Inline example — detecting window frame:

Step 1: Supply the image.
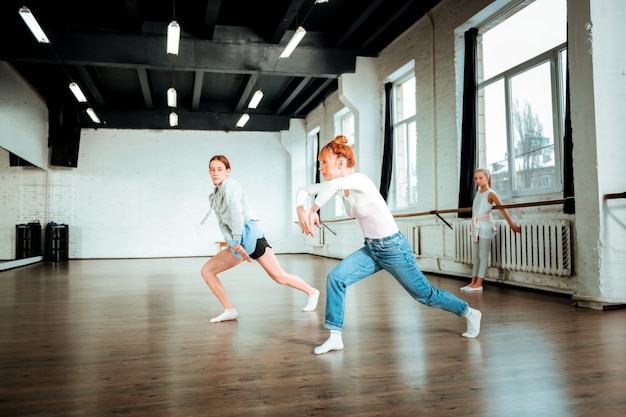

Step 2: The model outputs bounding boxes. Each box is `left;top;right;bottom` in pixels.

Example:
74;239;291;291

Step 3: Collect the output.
476;1;567;199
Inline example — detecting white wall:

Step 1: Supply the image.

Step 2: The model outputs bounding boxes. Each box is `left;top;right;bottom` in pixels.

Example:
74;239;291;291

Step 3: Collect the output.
46;129;294;258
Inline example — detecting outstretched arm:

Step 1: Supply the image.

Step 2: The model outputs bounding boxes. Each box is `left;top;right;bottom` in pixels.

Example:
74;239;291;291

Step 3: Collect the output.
490;192;521;233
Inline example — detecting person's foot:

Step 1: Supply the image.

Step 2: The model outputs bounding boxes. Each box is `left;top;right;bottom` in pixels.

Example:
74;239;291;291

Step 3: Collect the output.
313;331;343;354
462;286;483;292
462;308;482;338
302;289;320;312
210;309;239;323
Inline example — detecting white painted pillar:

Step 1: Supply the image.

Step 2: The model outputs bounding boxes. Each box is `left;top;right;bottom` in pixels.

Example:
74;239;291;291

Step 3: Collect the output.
569;0;626;308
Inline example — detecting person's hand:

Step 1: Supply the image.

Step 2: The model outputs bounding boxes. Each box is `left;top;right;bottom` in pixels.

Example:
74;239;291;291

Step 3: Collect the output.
309;211;320;234
511;224;522;234
297;206;315;237
229;243;252;262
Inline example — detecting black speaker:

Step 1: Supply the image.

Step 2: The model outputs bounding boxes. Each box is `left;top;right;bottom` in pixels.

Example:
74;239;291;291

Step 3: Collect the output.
49;94;81;168
44;223;69;262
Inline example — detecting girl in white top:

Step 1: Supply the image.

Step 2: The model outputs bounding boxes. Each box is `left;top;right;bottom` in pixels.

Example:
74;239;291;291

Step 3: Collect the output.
461;168;521;292
297;135;483;355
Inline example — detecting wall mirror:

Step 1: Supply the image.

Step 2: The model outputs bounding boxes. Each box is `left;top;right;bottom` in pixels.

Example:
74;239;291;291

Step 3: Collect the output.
0;146;48;270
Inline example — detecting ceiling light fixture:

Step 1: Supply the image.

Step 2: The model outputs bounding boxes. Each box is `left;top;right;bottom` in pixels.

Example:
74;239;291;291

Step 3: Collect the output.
280;26;306;58
236;113;250;128
167;21;180;55
18;7;50;44
248;90;264;109
315;0;330;3
169;111;179;127
69;82;88;102
167;87;177;107
86;108;101;124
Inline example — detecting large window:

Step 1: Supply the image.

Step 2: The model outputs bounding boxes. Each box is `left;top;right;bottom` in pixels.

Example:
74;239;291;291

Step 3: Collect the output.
477;0;566;197
388;70;417;210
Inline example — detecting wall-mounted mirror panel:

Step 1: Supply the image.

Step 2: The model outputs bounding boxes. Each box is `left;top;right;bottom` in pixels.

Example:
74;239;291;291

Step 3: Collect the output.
0;146;48;270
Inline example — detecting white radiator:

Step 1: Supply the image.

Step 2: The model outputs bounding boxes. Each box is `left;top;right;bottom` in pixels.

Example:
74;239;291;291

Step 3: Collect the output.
454;219;572;276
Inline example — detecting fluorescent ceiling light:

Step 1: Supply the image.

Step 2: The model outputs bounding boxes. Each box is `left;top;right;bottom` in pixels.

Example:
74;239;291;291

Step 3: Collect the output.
280;26;306;58
236;113;250;128
169;112;179;127
86;108;101;124
18;7;50;44
167;87;177;107
248;90;264;109
69;82;88;102
315;0;330;3
167;21;180;55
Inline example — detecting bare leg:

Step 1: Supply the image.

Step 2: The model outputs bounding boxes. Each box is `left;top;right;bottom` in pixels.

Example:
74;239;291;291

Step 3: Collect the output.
255;248;319;311
472;277;484;288
200;248;244;321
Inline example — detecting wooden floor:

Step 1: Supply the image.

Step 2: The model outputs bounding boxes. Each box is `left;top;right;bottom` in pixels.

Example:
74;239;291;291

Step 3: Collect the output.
1;255;625;417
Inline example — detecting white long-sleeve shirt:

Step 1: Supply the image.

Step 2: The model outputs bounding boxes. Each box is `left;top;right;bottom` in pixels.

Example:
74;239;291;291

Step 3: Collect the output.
296;173;398;239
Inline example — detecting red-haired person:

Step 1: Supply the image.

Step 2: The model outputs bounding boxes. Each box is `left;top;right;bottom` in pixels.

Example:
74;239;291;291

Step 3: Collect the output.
296;136;482;355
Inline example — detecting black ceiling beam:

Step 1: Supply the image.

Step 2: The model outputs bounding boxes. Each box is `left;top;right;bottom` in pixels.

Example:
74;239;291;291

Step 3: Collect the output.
88;108;292;132
359;1;417;50
191;70;204;111
136;68;154;109
1;30;358;78
199;0;222;40
333;0;384;48
275;76;311;115
235;73;260;113
293;78;335;115
269;0;309;44
75;65;107;107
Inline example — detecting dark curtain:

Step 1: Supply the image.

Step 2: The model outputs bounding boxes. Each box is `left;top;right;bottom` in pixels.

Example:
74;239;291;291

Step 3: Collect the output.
457;28;479;218
315;131;321;184
562;33;575;214
380;82;394;201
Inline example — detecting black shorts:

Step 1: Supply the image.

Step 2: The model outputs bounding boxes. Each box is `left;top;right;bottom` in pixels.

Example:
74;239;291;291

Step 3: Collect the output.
249;237;272;260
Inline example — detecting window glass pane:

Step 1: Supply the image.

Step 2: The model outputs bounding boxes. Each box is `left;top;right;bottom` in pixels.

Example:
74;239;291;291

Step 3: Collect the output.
395;79;416;122
483;79;509;196
481;0;566;79
559;48;567;133
407;120;417;205
394;126;408;208
389;73;416;210
510;62;555;192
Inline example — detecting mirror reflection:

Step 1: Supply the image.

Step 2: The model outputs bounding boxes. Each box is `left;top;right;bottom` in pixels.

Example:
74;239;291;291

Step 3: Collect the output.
0;146;48;267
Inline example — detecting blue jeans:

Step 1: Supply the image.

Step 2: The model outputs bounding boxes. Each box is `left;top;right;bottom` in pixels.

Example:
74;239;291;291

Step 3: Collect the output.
323;231;469;331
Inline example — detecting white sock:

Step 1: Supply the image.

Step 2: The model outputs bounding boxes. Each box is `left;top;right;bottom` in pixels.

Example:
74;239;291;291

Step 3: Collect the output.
462;308;482;338
210;308;239;323
313;330;343;355
302;289;320;312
